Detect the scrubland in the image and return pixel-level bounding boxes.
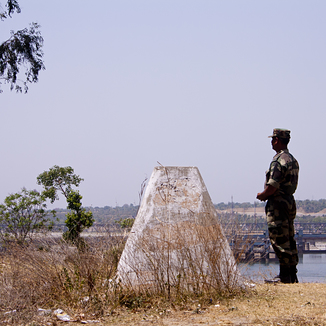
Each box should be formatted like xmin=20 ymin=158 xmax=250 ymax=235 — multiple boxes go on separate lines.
xmin=0 ymin=229 xmax=325 ymax=325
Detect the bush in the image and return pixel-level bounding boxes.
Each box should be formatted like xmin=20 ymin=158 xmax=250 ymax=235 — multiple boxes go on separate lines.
xmin=0 ymin=188 xmax=55 ymax=245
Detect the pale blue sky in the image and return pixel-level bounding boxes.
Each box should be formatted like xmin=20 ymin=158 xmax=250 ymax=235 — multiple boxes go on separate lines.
xmin=0 ymin=1 xmax=325 ymax=208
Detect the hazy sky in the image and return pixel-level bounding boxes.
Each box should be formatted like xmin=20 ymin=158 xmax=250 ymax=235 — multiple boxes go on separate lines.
xmin=1 ymin=1 xmax=325 ymax=208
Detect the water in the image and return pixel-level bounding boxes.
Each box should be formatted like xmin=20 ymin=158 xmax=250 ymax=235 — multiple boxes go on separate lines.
xmin=238 ymin=253 xmax=326 ymax=283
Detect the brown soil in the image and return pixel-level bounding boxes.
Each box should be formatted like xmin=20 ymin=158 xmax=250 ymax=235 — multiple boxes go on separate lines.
xmin=63 ymin=283 xmax=326 ymax=325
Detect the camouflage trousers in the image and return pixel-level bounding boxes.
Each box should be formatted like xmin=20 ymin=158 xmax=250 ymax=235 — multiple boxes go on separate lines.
xmin=265 ymin=196 xmax=298 ymax=267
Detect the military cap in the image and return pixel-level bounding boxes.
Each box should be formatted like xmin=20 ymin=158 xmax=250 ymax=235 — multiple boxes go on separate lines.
xmin=268 ymin=128 xmax=291 ymax=139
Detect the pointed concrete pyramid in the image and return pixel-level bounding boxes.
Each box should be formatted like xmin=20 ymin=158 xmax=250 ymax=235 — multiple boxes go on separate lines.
xmin=117 ymin=166 xmax=240 ymax=288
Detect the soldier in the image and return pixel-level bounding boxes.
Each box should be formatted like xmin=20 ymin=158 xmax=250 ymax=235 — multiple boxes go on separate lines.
xmin=257 ymin=128 xmax=299 ymax=283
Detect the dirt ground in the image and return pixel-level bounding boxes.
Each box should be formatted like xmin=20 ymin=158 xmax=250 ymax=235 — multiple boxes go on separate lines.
xmin=55 ymin=283 xmax=326 ymax=326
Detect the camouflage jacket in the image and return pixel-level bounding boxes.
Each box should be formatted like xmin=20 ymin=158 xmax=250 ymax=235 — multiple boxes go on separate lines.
xmin=265 ymin=149 xmax=299 ymax=199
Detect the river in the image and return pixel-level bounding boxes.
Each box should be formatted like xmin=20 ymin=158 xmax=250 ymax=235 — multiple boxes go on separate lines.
xmin=238 ymin=253 xmax=326 ymax=283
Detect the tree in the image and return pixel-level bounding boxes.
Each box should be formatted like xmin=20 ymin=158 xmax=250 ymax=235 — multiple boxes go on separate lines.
xmin=37 ymin=165 xmax=83 ymax=203
xmin=63 ymin=190 xmax=94 ymax=244
xmin=0 ymin=0 xmax=45 ymax=93
xmin=115 ymin=217 xmax=135 ymax=230
xmin=0 ymin=188 xmax=55 ymax=245
xmin=37 ymin=166 xmax=94 ymax=246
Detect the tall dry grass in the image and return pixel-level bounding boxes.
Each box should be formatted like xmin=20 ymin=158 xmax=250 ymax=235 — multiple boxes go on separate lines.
xmin=0 ymin=219 xmax=248 ymax=324
xmin=0 ymin=226 xmax=126 ymax=324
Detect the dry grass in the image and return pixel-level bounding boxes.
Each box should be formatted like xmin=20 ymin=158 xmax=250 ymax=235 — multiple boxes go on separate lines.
xmin=0 ymin=201 xmax=323 ymax=326
xmin=1 ymin=231 xmax=326 ymax=325
xmin=0 ymin=229 xmax=126 ymax=325
xmin=92 ymin=283 xmax=326 ymax=325
xmin=0 ymin=218 xmax=244 ymax=325
xmin=0 ymin=210 xmax=259 ymax=325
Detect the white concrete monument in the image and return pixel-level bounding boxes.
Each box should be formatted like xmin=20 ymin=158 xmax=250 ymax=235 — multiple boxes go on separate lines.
xmin=117 ymin=166 xmax=239 ymax=289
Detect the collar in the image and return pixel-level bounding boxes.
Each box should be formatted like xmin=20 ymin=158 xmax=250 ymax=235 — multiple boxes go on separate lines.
xmin=273 ymin=148 xmax=289 ymax=159
xmin=277 ymin=149 xmax=289 ymax=154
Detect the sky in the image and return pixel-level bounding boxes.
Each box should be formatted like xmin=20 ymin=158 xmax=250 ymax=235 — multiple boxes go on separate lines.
xmin=0 ymin=1 xmax=326 ymax=208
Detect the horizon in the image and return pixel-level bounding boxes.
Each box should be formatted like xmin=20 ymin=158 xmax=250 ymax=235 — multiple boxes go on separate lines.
xmin=49 ymin=197 xmax=326 ymax=210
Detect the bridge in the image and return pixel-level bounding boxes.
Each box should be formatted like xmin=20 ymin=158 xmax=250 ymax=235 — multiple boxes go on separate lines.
xmin=226 ymin=222 xmax=326 ymax=262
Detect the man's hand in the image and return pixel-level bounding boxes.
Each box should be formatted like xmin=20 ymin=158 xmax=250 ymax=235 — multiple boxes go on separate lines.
xmin=256 ymin=192 xmax=266 ymax=201
xmin=256 ymin=185 xmax=277 ymax=202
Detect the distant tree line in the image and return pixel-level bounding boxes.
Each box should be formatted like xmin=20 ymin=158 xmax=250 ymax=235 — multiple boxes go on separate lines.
xmin=49 ymin=199 xmax=326 ymax=227
xmin=214 ymin=202 xmax=265 ymax=210
xmin=215 ymin=199 xmax=326 ymax=214
xmin=296 ymin=215 xmax=326 ymax=223
xmin=296 ymin=199 xmax=326 ymax=213
xmin=53 ymin=204 xmax=139 ymax=225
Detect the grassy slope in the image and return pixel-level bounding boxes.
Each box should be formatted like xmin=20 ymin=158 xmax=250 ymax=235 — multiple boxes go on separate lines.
xmin=104 ymin=283 xmax=326 ymax=325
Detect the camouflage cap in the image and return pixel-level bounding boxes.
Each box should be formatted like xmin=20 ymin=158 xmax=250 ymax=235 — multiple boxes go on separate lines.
xmin=268 ymin=128 xmax=291 ymax=139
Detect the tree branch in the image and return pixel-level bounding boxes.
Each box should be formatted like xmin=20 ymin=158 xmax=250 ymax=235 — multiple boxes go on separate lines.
xmin=0 ymin=22 xmax=45 ymax=93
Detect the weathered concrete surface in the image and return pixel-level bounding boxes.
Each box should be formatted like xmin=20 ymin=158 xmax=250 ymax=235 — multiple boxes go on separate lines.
xmin=117 ymin=166 xmax=239 ymax=288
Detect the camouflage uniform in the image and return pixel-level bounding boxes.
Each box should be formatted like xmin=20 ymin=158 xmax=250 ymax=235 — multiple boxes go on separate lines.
xmin=265 ymin=130 xmax=299 ymax=273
